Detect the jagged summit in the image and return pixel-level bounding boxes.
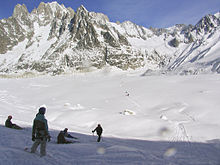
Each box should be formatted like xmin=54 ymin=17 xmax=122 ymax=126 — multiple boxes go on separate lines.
xmin=12 ymin=4 xmax=29 ymax=18
xmin=78 ymin=5 xmax=88 ymax=12
xmin=195 ymin=14 xmax=220 ymax=34
xmin=0 ymin=1 xmax=220 ymax=76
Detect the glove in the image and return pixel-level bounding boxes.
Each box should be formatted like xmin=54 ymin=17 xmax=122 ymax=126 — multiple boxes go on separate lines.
xmin=32 ymin=135 xmax=35 ymax=141
xmin=92 ymin=130 xmax=94 ymax=133
xmin=47 ymin=135 xmax=51 ymax=142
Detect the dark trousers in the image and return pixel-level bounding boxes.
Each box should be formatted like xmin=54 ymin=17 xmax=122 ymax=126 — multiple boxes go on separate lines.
xmin=97 ymin=134 xmax=101 ymax=142
xmin=31 ymin=138 xmax=47 ymax=156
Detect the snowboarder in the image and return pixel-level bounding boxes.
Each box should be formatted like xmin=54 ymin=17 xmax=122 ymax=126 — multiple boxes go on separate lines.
xmin=61 ymin=128 xmax=78 ymax=139
xmin=5 ymin=115 xmax=22 ymax=129
xmin=57 ymin=131 xmax=72 ymax=144
xmin=31 ymin=106 xmax=51 ymax=157
xmin=92 ymin=124 xmax=103 ymax=142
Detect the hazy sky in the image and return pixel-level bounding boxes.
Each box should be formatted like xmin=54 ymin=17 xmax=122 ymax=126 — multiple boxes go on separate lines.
xmin=0 ymin=0 xmax=219 ymax=28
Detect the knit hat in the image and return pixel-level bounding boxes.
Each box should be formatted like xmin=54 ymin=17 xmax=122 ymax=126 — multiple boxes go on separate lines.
xmin=39 ymin=107 xmax=46 ymax=114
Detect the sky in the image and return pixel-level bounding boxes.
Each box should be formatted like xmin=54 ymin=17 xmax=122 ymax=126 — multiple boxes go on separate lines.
xmin=0 ymin=0 xmax=219 ymax=28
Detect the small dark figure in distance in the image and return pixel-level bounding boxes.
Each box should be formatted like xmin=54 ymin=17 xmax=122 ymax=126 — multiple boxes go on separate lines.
xmin=92 ymin=124 xmax=103 ymax=142
xmin=5 ymin=115 xmax=22 ymax=130
xmin=31 ymin=106 xmax=51 ymax=157
xmin=62 ymin=128 xmax=78 ymax=139
xmin=57 ymin=131 xmax=72 ymax=144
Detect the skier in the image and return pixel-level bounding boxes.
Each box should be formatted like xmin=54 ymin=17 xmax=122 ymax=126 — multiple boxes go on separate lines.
xmin=92 ymin=124 xmax=103 ymax=142
xmin=57 ymin=131 xmax=72 ymax=144
xmin=61 ymin=128 xmax=78 ymax=139
xmin=125 ymin=91 xmax=130 ymax=96
xmin=31 ymin=106 xmax=51 ymax=157
xmin=5 ymin=115 xmax=22 ymax=129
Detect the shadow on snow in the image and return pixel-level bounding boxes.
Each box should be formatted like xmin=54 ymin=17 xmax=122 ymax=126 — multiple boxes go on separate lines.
xmin=0 ymin=125 xmax=220 ymax=165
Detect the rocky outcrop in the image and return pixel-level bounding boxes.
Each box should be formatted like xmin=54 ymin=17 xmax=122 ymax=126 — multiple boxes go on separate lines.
xmin=169 ymin=38 xmax=180 ymax=47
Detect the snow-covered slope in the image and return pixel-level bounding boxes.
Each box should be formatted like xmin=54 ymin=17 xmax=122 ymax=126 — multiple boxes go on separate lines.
xmin=1 ymin=125 xmax=220 ymax=165
xmin=0 ymin=2 xmax=219 ymax=75
xmin=0 ymin=73 xmax=220 ymax=164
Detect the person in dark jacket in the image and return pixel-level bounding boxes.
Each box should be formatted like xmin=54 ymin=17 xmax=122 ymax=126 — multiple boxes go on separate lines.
xmin=31 ymin=106 xmax=50 ymax=157
xmin=92 ymin=124 xmax=103 ymax=142
xmin=5 ymin=115 xmax=22 ymax=129
xmin=61 ymin=128 xmax=78 ymax=139
xmin=57 ymin=131 xmax=72 ymax=144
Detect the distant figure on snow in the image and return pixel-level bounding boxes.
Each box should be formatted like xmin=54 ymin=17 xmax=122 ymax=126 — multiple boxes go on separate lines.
xmin=92 ymin=124 xmax=103 ymax=142
xmin=31 ymin=106 xmax=51 ymax=157
xmin=57 ymin=130 xmax=73 ymax=144
xmin=5 ymin=115 xmax=22 ymax=130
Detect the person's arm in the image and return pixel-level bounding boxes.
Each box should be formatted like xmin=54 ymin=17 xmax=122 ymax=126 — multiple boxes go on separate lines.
xmin=67 ymin=133 xmax=78 ymax=139
xmin=67 ymin=133 xmax=73 ymax=138
xmin=32 ymin=120 xmax=36 ymax=141
xmin=92 ymin=127 xmax=97 ymax=133
xmin=11 ymin=121 xmax=16 ymax=127
xmin=44 ymin=119 xmax=49 ymax=135
xmin=44 ymin=119 xmax=51 ymax=141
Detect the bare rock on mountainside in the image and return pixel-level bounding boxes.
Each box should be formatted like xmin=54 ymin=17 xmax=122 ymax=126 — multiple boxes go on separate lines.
xmin=0 ymin=2 xmax=220 ymax=75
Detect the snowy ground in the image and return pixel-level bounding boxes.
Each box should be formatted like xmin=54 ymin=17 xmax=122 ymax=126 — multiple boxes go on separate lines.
xmin=0 ymin=70 xmax=220 ymax=164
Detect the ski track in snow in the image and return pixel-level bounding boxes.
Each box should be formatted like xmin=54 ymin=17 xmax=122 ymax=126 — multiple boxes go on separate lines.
xmin=159 ymin=102 xmax=193 ymax=142
xmin=158 ymin=102 xmax=216 ymax=162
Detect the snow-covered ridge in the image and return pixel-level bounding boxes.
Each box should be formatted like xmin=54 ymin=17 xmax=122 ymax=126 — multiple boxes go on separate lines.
xmin=0 ymin=2 xmax=220 ymax=76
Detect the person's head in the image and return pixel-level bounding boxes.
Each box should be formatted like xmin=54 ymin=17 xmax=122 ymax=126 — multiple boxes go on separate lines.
xmin=98 ymin=124 xmax=101 ymax=127
xmin=64 ymin=128 xmax=68 ymax=132
xmin=8 ymin=115 xmax=12 ymax=120
xmin=39 ymin=107 xmax=46 ymax=115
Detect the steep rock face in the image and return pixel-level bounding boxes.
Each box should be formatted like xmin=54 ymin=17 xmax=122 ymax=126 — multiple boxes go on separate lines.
xmin=0 ymin=18 xmax=26 ymax=54
xmin=0 ymin=2 xmax=220 ymax=75
xmin=70 ymin=6 xmax=100 ymax=48
xmin=195 ymin=14 xmax=220 ymax=34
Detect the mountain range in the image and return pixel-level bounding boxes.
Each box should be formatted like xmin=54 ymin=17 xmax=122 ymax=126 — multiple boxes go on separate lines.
xmin=0 ymin=1 xmax=219 ymax=76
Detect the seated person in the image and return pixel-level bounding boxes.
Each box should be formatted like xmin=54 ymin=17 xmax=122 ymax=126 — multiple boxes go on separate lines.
xmin=5 ymin=115 xmax=22 ymax=130
xmin=61 ymin=128 xmax=77 ymax=139
xmin=57 ymin=131 xmax=72 ymax=144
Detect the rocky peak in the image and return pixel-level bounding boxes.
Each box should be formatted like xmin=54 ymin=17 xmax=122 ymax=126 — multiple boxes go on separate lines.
xmin=195 ymin=14 xmax=220 ymax=34
xmin=89 ymin=12 xmax=109 ymax=25
xmin=32 ymin=2 xmax=53 ymax=26
xmin=36 ymin=2 xmax=48 ymax=14
xmin=12 ymin=4 xmax=29 ymax=19
xmin=11 ymin=3 xmax=32 ymax=35
xmin=67 ymin=7 xmax=75 ymax=18
xmin=70 ymin=6 xmax=89 ymax=35
xmin=78 ymin=5 xmax=88 ymax=13
xmin=12 ymin=3 xmax=31 ymax=27
xmin=120 ymin=21 xmax=150 ymax=39
xmin=74 ymin=5 xmax=89 ymax=22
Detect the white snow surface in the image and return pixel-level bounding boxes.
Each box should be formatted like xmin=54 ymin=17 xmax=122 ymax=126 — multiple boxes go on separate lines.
xmin=0 ymin=71 xmax=220 ymax=164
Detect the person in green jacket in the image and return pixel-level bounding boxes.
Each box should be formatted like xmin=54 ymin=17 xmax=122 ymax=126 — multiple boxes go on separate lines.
xmin=31 ymin=106 xmax=50 ymax=157
xmin=5 ymin=115 xmax=22 ymax=129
